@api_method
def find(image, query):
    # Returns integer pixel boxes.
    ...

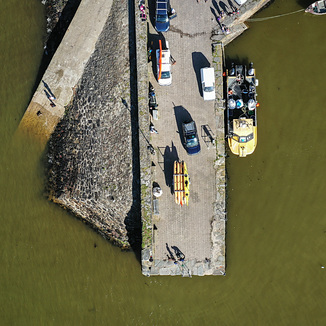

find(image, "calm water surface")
[1,0,326,325]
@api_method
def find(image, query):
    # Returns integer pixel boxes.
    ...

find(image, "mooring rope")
[247,8,304,22]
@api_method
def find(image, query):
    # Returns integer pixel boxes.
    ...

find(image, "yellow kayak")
[183,161,190,206]
[173,161,181,205]
[173,161,190,206]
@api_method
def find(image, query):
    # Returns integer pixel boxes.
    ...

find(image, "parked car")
[156,41,172,86]
[182,120,201,155]
[200,67,215,101]
[155,0,170,32]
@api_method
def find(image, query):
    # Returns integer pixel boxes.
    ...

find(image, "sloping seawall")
[20,0,139,248]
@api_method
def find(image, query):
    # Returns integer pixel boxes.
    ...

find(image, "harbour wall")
[18,0,271,253]
[46,0,139,248]
[20,0,141,248]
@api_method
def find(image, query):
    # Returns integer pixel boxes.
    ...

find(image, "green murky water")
[1,0,326,325]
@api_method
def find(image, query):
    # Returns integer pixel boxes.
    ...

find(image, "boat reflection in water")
[226,62,259,157]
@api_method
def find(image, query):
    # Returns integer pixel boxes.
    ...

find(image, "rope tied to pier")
[247,8,304,22]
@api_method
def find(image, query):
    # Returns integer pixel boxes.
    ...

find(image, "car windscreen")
[161,71,171,79]
[156,14,168,22]
[186,137,199,148]
[204,86,214,92]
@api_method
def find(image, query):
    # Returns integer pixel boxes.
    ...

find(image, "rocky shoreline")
[40,0,81,63]
[42,0,67,43]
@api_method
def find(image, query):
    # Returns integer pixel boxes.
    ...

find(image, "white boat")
[305,1,326,15]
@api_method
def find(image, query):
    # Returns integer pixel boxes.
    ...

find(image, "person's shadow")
[226,0,238,12]
[210,6,220,24]
[191,52,210,97]
[212,0,222,14]
[219,0,230,13]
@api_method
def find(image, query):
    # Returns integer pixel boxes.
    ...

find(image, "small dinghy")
[305,1,326,15]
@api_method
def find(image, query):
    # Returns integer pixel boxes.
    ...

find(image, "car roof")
[183,121,196,133]
[201,67,214,79]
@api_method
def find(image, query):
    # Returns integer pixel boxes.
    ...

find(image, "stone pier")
[16,0,271,269]
[140,0,272,276]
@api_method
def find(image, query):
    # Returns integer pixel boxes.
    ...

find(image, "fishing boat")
[173,161,189,206]
[226,62,259,157]
[305,1,326,15]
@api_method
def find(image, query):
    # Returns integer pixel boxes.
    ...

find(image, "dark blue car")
[155,0,170,32]
[182,121,201,155]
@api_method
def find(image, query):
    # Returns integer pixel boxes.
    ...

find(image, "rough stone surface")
[47,0,137,247]
[42,0,69,40]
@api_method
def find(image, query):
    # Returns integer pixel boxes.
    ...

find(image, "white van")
[156,41,172,86]
[200,67,215,101]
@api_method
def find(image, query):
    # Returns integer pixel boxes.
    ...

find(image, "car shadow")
[173,105,193,151]
[191,52,210,97]
[148,0,156,29]
[163,142,179,193]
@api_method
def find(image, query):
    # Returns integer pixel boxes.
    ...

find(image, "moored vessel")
[305,1,326,15]
[226,62,259,157]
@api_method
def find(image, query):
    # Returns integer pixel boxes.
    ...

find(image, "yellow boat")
[173,160,182,205]
[226,62,259,157]
[173,161,190,206]
[183,161,189,206]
